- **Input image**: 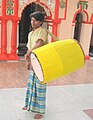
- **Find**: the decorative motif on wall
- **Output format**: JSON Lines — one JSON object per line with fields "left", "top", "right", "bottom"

{"left": 6, "top": 0, "right": 14, "bottom": 15}
{"left": 0, "top": 0, "right": 1, "bottom": 16}
{"left": 19, "top": 0, "right": 28, "bottom": 5}
{"left": 19, "top": 0, "right": 28, "bottom": 10}
{"left": 47, "top": 0, "right": 55, "bottom": 9}
{"left": 59, "top": 0, "right": 66, "bottom": 9}
{"left": 77, "top": 1, "right": 88, "bottom": 10}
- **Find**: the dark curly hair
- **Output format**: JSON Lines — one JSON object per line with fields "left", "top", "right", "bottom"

{"left": 30, "top": 11, "right": 44, "bottom": 22}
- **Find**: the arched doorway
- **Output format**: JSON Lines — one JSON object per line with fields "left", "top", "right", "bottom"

{"left": 18, "top": 2, "right": 47, "bottom": 56}
{"left": 89, "top": 25, "right": 93, "bottom": 57}
{"left": 73, "top": 13, "right": 83, "bottom": 42}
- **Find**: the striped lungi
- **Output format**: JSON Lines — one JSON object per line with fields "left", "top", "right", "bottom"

{"left": 25, "top": 69, "right": 47, "bottom": 114}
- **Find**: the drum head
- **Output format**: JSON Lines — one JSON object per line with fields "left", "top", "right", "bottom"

{"left": 31, "top": 53, "right": 44, "bottom": 82}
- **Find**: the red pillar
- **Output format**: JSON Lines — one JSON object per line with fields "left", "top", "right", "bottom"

{"left": 0, "top": 0, "right": 19, "bottom": 60}
{"left": 0, "top": 0, "right": 8, "bottom": 60}
{"left": 9, "top": 0, "right": 19, "bottom": 60}
{"left": 2, "top": 0, "right": 6, "bottom": 18}
{"left": 10, "top": 20, "right": 19, "bottom": 60}
{"left": 14, "top": 0, "right": 18, "bottom": 17}
{"left": 1, "top": 20, "right": 7, "bottom": 60}
{"left": 52, "top": 22, "right": 58, "bottom": 42}
{"left": 52, "top": 0, "right": 60, "bottom": 42}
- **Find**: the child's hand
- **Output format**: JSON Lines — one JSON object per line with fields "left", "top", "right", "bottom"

{"left": 25, "top": 53, "right": 30, "bottom": 60}
{"left": 26, "top": 60, "right": 31, "bottom": 70}
{"left": 25, "top": 50, "right": 32, "bottom": 60}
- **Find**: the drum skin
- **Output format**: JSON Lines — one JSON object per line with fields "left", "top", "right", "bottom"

{"left": 31, "top": 39, "right": 85, "bottom": 84}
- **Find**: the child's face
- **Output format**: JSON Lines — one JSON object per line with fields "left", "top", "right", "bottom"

{"left": 31, "top": 17, "right": 42, "bottom": 29}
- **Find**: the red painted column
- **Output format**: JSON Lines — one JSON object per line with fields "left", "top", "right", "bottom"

{"left": 2, "top": 0, "right": 6, "bottom": 18}
{"left": 90, "top": 13, "right": 93, "bottom": 23}
{"left": 54, "top": 0, "right": 59, "bottom": 21}
{"left": 52, "top": 0, "right": 60, "bottom": 42}
{"left": 0, "top": 0, "right": 7, "bottom": 60}
{"left": 14, "top": 0, "right": 18, "bottom": 17}
{"left": 10, "top": 20, "right": 19, "bottom": 60}
{"left": 9, "top": 0, "right": 19, "bottom": 60}
{"left": 1, "top": 20, "right": 7, "bottom": 60}
{"left": 52, "top": 22, "right": 58, "bottom": 42}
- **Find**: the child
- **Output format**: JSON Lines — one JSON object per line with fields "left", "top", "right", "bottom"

{"left": 23, "top": 11, "right": 48, "bottom": 119}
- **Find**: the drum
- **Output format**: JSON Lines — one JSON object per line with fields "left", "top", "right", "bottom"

{"left": 31, "top": 39, "right": 85, "bottom": 84}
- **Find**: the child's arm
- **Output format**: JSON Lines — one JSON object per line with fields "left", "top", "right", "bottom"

{"left": 25, "top": 39, "right": 45, "bottom": 70}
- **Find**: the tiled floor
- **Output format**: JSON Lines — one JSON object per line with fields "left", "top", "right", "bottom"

{"left": 0, "top": 59, "right": 93, "bottom": 120}
{"left": 0, "top": 85, "right": 93, "bottom": 120}
{"left": 83, "top": 109, "right": 93, "bottom": 120}
{"left": 0, "top": 59, "right": 93, "bottom": 88}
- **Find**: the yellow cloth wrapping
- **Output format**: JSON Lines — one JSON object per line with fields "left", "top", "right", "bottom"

{"left": 31, "top": 39, "right": 85, "bottom": 84}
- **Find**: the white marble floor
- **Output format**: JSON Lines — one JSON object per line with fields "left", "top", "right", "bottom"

{"left": 0, "top": 84, "right": 93, "bottom": 120}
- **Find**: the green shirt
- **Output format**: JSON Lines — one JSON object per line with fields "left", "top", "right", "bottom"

{"left": 27, "top": 27, "right": 48, "bottom": 50}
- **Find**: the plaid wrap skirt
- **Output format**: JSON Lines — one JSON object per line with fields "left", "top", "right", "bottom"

{"left": 25, "top": 69, "right": 47, "bottom": 114}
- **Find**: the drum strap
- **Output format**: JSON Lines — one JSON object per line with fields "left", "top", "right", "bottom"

{"left": 45, "top": 29, "right": 59, "bottom": 41}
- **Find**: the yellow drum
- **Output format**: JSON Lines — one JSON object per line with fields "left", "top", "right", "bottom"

{"left": 31, "top": 39, "right": 85, "bottom": 84}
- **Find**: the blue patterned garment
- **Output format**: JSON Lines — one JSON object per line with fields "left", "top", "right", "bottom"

{"left": 25, "top": 69, "right": 47, "bottom": 114}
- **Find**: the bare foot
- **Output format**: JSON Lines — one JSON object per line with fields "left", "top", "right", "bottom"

{"left": 22, "top": 106, "right": 27, "bottom": 110}
{"left": 34, "top": 114, "right": 43, "bottom": 119}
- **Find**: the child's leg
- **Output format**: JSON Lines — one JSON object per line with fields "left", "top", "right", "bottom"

{"left": 34, "top": 114, "right": 43, "bottom": 119}
{"left": 22, "top": 106, "right": 27, "bottom": 110}
{"left": 23, "top": 69, "right": 34, "bottom": 110}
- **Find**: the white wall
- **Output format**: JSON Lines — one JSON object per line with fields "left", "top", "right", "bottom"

{"left": 58, "top": 0, "right": 93, "bottom": 55}
{"left": 0, "top": 22, "right": 1, "bottom": 53}
{"left": 91, "top": 26, "right": 93, "bottom": 46}
{"left": 80, "top": 23, "right": 93, "bottom": 55}
{"left": 58, "top": 0, "right": 77, "bottom": 40}
{"left": 7, "top": 20, "right": 12, "bottom": 53}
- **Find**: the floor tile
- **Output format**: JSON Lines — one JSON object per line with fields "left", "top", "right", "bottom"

{"left": 0, "top": 84, "right": 93, "bottom": 120}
